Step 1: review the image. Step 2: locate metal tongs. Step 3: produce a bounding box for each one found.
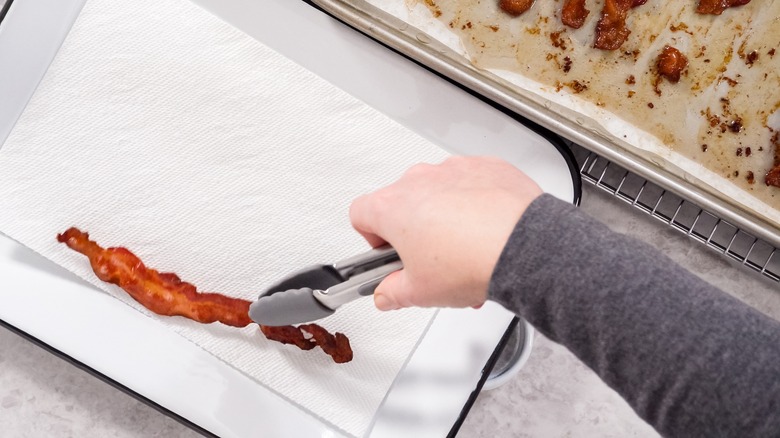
[248,246,401,326]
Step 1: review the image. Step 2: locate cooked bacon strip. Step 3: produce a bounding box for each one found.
[562,0,589,28]
[259,325,352,363]
[57,227,253,327]
[594,0,634,50]
[499,0,535,16]
[696,0,750,15]
[57,227,353,363]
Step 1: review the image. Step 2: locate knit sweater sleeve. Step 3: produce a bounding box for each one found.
[488,194,780,437]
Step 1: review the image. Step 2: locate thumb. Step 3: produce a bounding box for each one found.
[373,269,410,311]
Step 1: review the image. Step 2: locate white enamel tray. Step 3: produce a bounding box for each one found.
[0,0,579,436]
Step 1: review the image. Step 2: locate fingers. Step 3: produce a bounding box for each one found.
[374,269,407,311]
[353,193,409,312]
[349,193,387,248]
[354,228,387,249]
[350,161,435,249]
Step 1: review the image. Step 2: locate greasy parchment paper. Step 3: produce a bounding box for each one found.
[365,0,780,228]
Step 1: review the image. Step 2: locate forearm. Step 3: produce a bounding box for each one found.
[488,194,780,437]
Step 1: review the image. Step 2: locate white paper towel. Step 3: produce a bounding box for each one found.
[0,0,450,436]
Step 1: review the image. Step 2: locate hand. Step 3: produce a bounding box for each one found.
[349,156,542,311]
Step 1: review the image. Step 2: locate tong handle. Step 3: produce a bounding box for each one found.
[315,260,403,309]
[334,244,399,278]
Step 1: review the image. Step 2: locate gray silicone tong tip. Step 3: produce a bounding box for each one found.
[249,288,334,326]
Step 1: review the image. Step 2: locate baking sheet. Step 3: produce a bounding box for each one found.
[341,0,780,240]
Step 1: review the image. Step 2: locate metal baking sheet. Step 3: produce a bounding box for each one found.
[311,0,780,248]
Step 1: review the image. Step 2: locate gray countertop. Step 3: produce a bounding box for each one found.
[1,183,778,437]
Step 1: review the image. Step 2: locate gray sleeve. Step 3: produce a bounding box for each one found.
[488,193,780,438]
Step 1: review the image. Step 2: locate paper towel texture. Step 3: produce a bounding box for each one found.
[0,0,449,436]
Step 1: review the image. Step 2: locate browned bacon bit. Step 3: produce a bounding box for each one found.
[561,0,589,29]
[259,324,352,363]
[499,0,535,16]
[656,46,688,83]
[766,168,780,187]
[728,118,743,133]
[696,0,751,15]
[299,324,354,364]
[550,31,567,50]
[57,227,353,363]
[562,56,573,73]
[594,0,638,50]
[745,50,759,66]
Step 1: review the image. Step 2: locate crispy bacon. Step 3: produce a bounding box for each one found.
[57,227,353,363]
[696,0,751,15]
[299,324,354,364]
[257,325,353,363]
[656,45,688,83]
[498,0,535,16]
[539,0,746,50]
[562,0,589,29]
[764,166,780,187]
[594,0,633,50]
[562,0,644,29]
[765,168,780,188]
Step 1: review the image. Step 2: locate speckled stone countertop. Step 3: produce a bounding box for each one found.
[1,184,778,437]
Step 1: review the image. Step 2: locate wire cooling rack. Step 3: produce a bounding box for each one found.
[568,141,780,283]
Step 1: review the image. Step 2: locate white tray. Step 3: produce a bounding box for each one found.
[0,0,578,436]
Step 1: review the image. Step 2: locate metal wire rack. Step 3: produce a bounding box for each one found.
[568,142,780,283]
